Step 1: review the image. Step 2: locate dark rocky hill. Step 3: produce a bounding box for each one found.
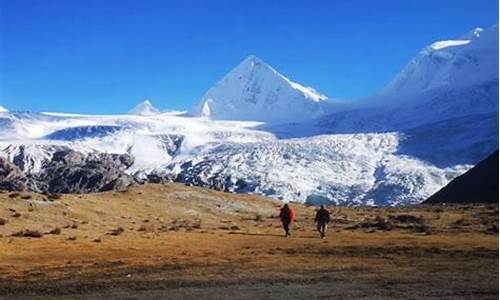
[424,150,499,204]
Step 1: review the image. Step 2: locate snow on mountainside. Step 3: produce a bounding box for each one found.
[0,106,8,113]
[379,25,498,103]
[0,112,469,206]
[0,27,497,206]
[299,25,499,168]
[191,55,332,123]
[0,144,65,174]
[128,100,161,116]
[170,133,468,206]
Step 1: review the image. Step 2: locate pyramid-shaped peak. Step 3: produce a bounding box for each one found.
[241,54,264,64]
[234,55,275,73]
[127,99,161,116]
[191,55,329,123]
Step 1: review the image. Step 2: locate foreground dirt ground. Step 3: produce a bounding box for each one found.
[0,184,498,299]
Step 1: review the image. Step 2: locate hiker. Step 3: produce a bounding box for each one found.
[279,204,296,237]
[314,205,330,239]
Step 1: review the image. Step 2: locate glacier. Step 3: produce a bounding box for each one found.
[0,111,472,205]
[0,26,497,206]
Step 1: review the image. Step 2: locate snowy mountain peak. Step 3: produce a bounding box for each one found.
[191,55,330,123]
[380,25,499,101]
[240,54,265,68]
[128,100,161,116]
[231,54,277,79]
[230,55,286,84]
[236,55,328,102]
[0,106,8,113]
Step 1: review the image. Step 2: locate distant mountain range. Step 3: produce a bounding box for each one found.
[0,26,498,206]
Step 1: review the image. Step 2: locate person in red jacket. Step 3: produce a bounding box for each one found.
[279,204,295,237]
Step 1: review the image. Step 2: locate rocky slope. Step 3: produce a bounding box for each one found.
[30,150,135,193]
[0,158,27,191]
[0,147,135,194]
[424,150,499,204]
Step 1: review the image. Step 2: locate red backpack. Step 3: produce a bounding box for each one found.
[288,207,296,222]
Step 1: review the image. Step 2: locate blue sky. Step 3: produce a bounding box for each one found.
[1,0,498,114]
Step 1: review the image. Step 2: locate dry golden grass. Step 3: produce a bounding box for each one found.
[0,184,497,299]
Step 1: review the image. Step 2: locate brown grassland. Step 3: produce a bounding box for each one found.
[0,183,498,299]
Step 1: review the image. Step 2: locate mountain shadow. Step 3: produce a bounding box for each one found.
[423,150,499,204]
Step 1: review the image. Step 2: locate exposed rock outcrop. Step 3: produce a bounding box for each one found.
[0,157,28,191]
[30,150,135,193]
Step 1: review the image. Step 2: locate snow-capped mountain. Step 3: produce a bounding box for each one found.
[322,25,499,126]
[0,106,8,113]
[0,27,497,206]
[191,55,332,123]
[379,25,498,106]
[128,100,161,116]
[303,25,499,168]
[381,25,498,98]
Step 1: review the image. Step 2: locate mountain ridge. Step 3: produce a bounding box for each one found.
[0,26,497,206]
[191,55,332,123]
[128,100,161,116]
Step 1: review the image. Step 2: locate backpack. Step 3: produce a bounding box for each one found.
[288,207,296,222]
